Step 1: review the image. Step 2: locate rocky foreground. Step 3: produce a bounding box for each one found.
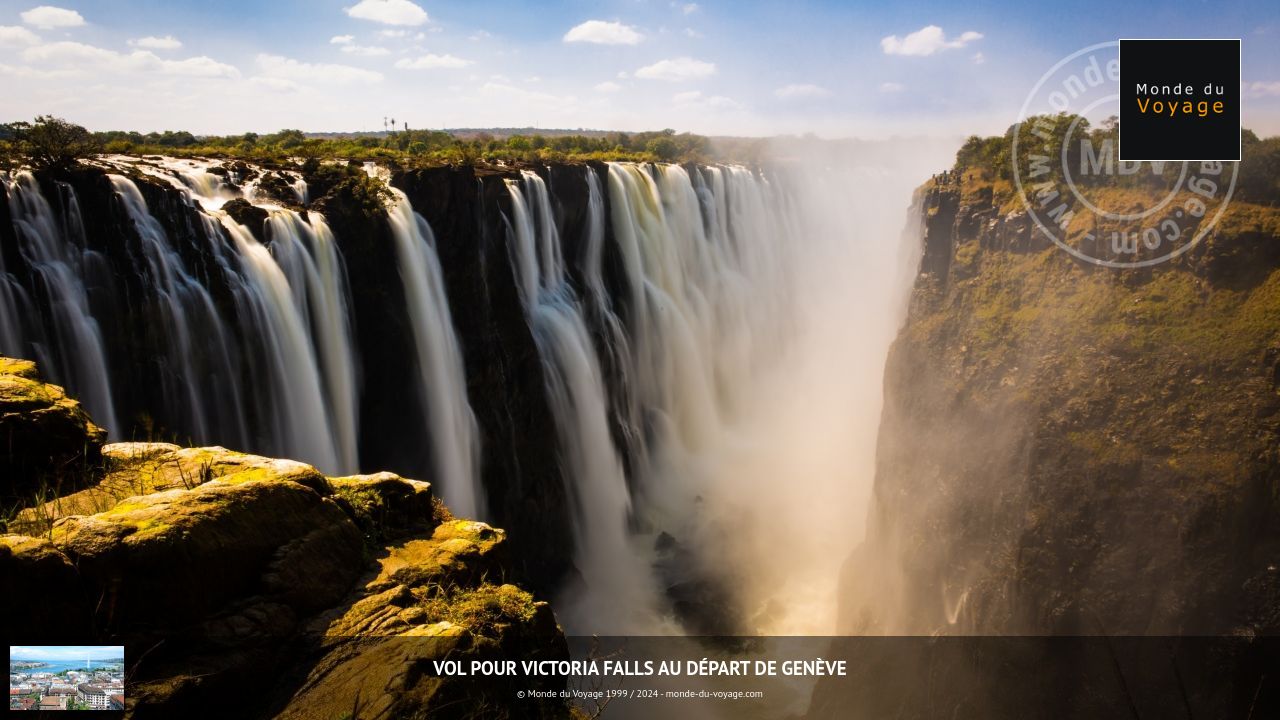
[0,357,569,719]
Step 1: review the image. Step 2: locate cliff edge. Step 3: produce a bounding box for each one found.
[0,357,570,719]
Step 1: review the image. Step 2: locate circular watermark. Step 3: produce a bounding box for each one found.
[1012,41,1237,268]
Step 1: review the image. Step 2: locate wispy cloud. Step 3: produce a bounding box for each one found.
[341,44,391,56]
[330,35,355,45]
[881,25,983,56]
[1245,80,1280,98]
[563,20,644,46]
[24,41,239,78]
[0,25,41,46]
[635,56,716,81]
[20,5,85,30]
[345,0,429,27]
[129,35,182,50]
[394,53,472,69]
[256,53,382,84]
[775,83,831,99]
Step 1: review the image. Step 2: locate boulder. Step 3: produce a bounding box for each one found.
[9,442,329,535]
[0,534,92,640]
[53,473,362,638]
[0,357,106,507]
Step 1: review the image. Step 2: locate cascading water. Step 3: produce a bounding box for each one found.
[2,171,119,433]
[216,216,345,474]
[266,211,360,473]
[505,170,664,633]
[153,165,361,475]
[109,174,242,445]
[3,149,946,641]
[385,188,482,519]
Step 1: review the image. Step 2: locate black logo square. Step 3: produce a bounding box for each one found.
[1119,39,1241,161]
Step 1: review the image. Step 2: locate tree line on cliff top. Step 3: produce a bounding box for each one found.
[0,116,731,170]
[951,113,1279,206]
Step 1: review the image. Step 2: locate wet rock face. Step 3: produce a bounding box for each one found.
[842,179,1280,638]
[394,166,575,593]
[0,357,106,506]
[7,163,590,598]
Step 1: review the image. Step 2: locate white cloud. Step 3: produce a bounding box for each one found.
[0,25,40,46]
[683,27,703,39]
[563,20,644,46]
[256,53,382,84]
[345,0,429,26]
[1245,80,1280,98]
[594,80,621,92]
[330,35,355,45]
[249,75,302,92]
[680,3,700,14]
[774,83,830,99]
[880,25,983,56]
[341,44,391,56]
[879,81,904,93]
[635,56,716,81]
[394,53,472,69]
[672,89,740,110]
[478,81,572,108]
[469,30,492,41]
[20,5,85,30]
[23,41,240,78]
[129,35,182,50]
[971,51,985,65]
[379,29,408,38]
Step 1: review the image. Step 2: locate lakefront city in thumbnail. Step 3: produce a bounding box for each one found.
[9,647,124,711]
[0,0,1278,717]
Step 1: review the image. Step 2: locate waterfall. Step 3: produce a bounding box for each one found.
[505,170,662,633]
[109,175,249,446]
[217,217,345,474]
[152,165,361,475]
[266,211,360,474]
[2,171,119,433]
[385,188,482,519]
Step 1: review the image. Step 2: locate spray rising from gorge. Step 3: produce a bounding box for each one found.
[0,141,950,635]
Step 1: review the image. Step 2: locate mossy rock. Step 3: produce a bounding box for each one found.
[329,471,435,541]
[11,443,329,535]
[0,356,106,510]
[364,520,508,594]
[52,475,362,638]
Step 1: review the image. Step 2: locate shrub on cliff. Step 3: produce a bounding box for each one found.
[7,116,102,170]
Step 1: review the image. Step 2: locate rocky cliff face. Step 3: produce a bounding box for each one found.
[0,357,569,719]
[845,179,1280,637]
[4,161,585,593]
[810,170,1280,718]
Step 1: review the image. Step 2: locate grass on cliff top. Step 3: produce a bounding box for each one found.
[417,583,538,638]
[0,117,740,171]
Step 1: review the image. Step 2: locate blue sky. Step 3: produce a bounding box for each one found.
[0,0,1277,137]
[10,645,124,661]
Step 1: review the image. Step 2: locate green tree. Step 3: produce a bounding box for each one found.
[13,115,101,169]
[646,136,679,161]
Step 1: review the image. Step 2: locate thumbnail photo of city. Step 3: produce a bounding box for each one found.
[9,646,124,712]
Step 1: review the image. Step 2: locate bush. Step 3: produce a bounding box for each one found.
[10,116,101,170]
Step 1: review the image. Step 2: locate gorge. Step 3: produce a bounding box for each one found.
[5,130,1278,718]
[0,143,946,645]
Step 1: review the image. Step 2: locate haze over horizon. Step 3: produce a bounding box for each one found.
[10,646,125,662]
[1,0,1278,140]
